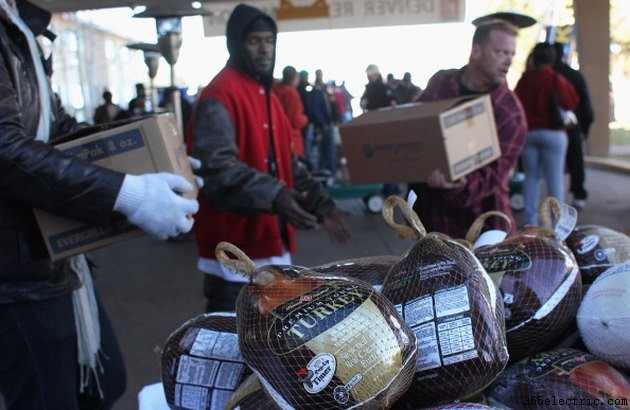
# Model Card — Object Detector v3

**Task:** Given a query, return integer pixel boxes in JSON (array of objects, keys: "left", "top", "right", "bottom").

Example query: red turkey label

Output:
[
  {"left": 573, "top": 234, "right": 600, "bottom": 255},
  {"left": 298, "top": 353, "right": 337, "bottom": 394},
  {"left": 268, "top": 284, "right": 372, "bottom": 354}
]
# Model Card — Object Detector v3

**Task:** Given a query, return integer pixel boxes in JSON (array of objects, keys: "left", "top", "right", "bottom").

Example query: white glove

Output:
[
  {"left": 188, "top": 156, "right": 204, "bottom": 189},
  {"left": 114, "top": 173, "right": 199, "bottom": 240}
]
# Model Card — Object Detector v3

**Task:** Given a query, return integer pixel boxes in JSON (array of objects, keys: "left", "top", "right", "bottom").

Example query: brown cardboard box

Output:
[
  {"left": 35, "top": 113, "right": 197, "bottom": 260},
  {"left": 339, "top": 95, "right": 500, "bottom": 184}
]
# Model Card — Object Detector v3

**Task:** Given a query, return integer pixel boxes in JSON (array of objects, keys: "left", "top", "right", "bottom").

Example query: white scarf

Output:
[
  {"left": 70, "top": 255, "right": 103, "bottom": 397},
  {"left": 0, "top": 1, "right": 103, "bottom": 397}
]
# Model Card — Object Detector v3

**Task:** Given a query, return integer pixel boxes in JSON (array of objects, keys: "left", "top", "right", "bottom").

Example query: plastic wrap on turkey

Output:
[
  {"left": 473, "top": 227, "right": 582, "bottom": 362},
  {"left": 310, "top": 255, "right": 400, "bottom": 291},
  {"left": 224, "top": 373, "right": 280, "bottom": 410},
  {"left": 565, "top": 224, "right": 630, "bottom": 284},
  {"left": 577, "top": 260, "right": 630, "bottom": 370},
  {"left": 424, "top": 403, "right": 504, "bottom": 409},
  {"left": 381, "top": 230, "right": 508, "bottom": 407},
  {"left": 486, "top": 348, "right": 630, "bottom": 409},
  {"left": 234, "top": 261, "right": 417, "bottom": 408},
  {"left": 161, "top": 312, "right": 249, "bottom": 410}
]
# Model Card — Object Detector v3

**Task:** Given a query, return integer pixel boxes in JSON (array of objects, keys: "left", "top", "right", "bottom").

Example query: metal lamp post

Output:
[
  {"left": 126, "top": 42, "right": 161, "bottom": 113},
  {"left": 133, "top": 4, "right": 209, "bottom": 135}
]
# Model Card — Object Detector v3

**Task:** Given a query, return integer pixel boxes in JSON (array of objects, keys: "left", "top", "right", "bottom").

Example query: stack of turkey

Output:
[{"left": 158, "top": 196, "right": 630, "bottom": 409}]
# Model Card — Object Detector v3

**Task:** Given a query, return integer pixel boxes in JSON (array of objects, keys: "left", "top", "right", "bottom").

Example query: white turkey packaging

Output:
[{"left": 577, "top": 260, "right": 630, "bottom": 370}]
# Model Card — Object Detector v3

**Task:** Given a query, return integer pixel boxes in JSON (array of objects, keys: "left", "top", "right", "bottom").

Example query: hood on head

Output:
[
  {"left": 17, "top": 0, "right": 52, "bottom": 37},
  {"left": 226, "top": 3, "right": 277, "bottom": 86}
]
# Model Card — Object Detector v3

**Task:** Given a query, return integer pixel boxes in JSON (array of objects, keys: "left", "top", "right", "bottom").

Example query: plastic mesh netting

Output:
[
  {"left": 161, "top": 312, "right": 250, "bottom": 410},
  {"left": 215, "top": 242, "right": 418, "bottom": 409},
  {"left": 486, "top": 348, "right": 630, "bottom": 409},
  {"left": 474, "top": 227, "right": 583, "bottom": 362},
  {"left": 565, "top": 224, "right": 630, "bottom": 284},
  {"left": 309, "top": 255, "right": 400, "bottom": 291},
  {"left": 380, "top": 196, "right": 509, "bottom": 408},
  {"left": 577, "top": 261, "right": 630, "bottom": 371}
]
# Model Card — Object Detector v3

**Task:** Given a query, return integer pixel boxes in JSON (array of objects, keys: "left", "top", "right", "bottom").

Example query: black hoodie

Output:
[{"left": 226, "top": 3, "right": 277, "bottom": 87}]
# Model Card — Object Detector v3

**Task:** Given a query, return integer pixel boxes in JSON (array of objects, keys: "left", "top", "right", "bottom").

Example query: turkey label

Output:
[
  {"left": 266, "top": 282, "right": 405, "bottom": 404},
  {"left": 269, "top": 284, "right": 370, "bottom": 353},
  {"left": 398, "top": 284, "right": 477, "bottom": 372}
]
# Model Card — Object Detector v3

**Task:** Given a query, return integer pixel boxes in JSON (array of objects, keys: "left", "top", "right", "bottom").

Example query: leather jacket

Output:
[{"left": 0, "top": 1, "right": 125, "bottom": 303}]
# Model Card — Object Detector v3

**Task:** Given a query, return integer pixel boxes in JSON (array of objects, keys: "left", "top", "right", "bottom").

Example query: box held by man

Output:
[
  {"left": 35, "top": 113, "right": 197, "bottom": 260},
  {"left": 339, "top": 95, "right": 500, "bottom": 184}
]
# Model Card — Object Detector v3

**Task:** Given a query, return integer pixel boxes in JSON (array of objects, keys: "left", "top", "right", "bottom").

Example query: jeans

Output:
[
  {"left": 521, "top": 129, "right": 568, "bottom": 226},
  {"left": 203, "top": 275, "right": 245, "bottom": 313},
  {"left": 0, "top": 293, "right": 126, "bottom": 409},
  {"left": 302, "top": 124, "right": 315, "bottom": 170},
  {"left": 565, "top": 125, "right": 588, "bottom": 200},
  {"left": 316, "top": 125, "right": 337, "bottom": 175}
]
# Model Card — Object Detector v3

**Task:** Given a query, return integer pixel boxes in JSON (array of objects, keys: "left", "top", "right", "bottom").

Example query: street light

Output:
[
  {"left": 133, "top": 3, "right": 210, "bottom": 135},
  {"left": 126, "top": 42, "right": 160, "bottom": 112}
]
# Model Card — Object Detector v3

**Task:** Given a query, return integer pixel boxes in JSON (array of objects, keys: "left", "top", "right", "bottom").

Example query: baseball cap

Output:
[{"left": 472, "top": 11, "right": 536, "bottom": 28}]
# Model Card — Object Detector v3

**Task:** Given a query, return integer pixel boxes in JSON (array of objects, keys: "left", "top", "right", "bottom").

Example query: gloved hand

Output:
[
  {"left": 114, "top": 173, "right": 199, "bottom": 240},
  {"left": 273, "top": 187, "right": 319, "bottom": 230},
  {"left": 322, "top": 207, "right": 352, "bottom": 243},
  {"left": 187, "top": 156, "right": 205, "bottom": 189}
]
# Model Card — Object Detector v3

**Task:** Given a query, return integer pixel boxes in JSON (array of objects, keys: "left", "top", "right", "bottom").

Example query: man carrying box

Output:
[
  {"left": 407, "top": 13, "right": 529, "bottom": 239},
  {"left": 0, "top": 1, "right": 199, "bottom": 408}
]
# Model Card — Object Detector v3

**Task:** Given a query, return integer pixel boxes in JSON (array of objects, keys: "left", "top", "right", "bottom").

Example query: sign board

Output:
[{"left": 201, "top": 0, "right": 465, "bottom": 37}]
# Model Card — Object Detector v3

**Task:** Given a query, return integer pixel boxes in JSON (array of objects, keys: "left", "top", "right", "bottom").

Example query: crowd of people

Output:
[{"left": 0, "top": 0, "right": 596, "bottom": 408}]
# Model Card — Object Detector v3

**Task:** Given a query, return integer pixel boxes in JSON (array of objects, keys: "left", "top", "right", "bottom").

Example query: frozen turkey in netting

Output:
[
  {"left": 470, "top": 200, "right": 582, "bottom": 362},
  {"left": 379, "top": 196, "right": 509, "bottom": 408},
  {"left": 577, "top": 260, "right": 630, "bottom": 370},
  {"left": 486, "top": 347, "right": 630, "bottom": 409},
  {"left": 161, "top": 312, "right": 250, "bottom": 410},
  {"left": 215, "top": 241, "right": 418, "bottom": 409}
]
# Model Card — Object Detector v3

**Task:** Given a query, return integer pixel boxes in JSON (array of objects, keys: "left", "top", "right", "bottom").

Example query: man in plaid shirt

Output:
[{"left": 408, "top": 17, "right": 527, "bottom": 239}]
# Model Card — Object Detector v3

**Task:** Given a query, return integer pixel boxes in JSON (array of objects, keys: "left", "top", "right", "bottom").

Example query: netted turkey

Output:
[
  {"left": 161, "top": 312, "right": 249, "bottom": 410},
  {"left": 469, "top": 199, "right": 583, "bottom": 362},
  {"left": 486, "top": 347, "right": 630, "bottom": 409},
  {"left": 577, "top": 260, "right": 630, "bottom": 371},
  {"left": 215, "top": 241, "right": 418, "bottom": 409},
  {"left": 310, "top": 255, "right": 400, "bottom": 292},
  {"left": 380, "top": 196, "right": 508, "bottom": 408},
  {"left": 224, "top": 373, "right": 279, "bottom": 410},
  {"left": 565, "top": 224, "right": 630, "bottom": 284}
]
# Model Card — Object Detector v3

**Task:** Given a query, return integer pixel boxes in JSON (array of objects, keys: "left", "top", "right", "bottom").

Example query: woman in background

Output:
[{"left": 515, "top": 42, "right": 579, "bottom": 226}]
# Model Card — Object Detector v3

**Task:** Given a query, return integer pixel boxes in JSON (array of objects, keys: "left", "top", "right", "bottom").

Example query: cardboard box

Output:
[
  {"left": 35, "top": 113, "right": 197, "bottom": 260},
  {"left": 339, "top": 95, "right": 501, "bottom": 184}
]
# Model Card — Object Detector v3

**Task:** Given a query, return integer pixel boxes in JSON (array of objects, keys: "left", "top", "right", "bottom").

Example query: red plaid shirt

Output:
[{"left": 409, "top": 68, "right": 527, "bottom": 239}]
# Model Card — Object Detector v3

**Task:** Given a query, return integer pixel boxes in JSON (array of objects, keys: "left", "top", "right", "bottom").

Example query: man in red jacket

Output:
[
  {"left": 186, "top": 3, "right": 351, "bottom": 312},
  {"left": 272, "top": 65, "right": 308, "bottom": 158}
]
